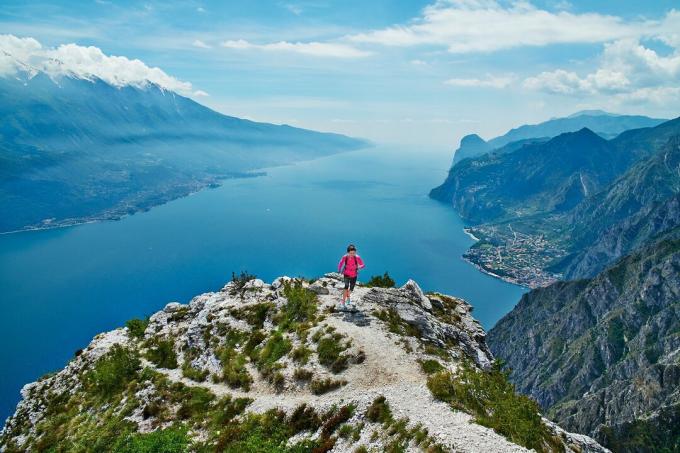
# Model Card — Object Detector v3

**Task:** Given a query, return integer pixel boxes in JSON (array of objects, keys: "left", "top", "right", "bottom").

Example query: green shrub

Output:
[
  {"left": 125, "top": 318, "right": 150, "bottom": 339},
  {"left": 244, "top": 329, "right": 266, "bottom": 357},
  {"left": 321, "top": 404, "right": 355, "bottom": 437},
  {"left": 255, "top": 331, "right": 292, "bottom": 376},
  {"left": 317, "top": 336, "right": 349, "bottom": 373},
  {"left": 310, "top": 378, "right": 347, "bottom": 395},
  {"left": 181, "top": 359, "right": 208, "bottom": 382},
  {"left": 230, "top": 303, "right": 273, "bottom": 329},
  {"left": 216, "top": 346, "right": 252, "bottom": 390},
  {"left": 365, "top": 396, "right": 393, "bottom": 424},
  {"left": 419, "top": 359, "right": 444, "bottom": 375},
  {"left": 373, "top": 308, "right": 421, "bottom": 337},
  {"left": 289, "top": 404, "right": 322, "bottom": 433},
  {"left": 278, "top": 280, "right": 318, "bottom": 330},
  {"left": 177, "top": 386, "right": 215, "bottom": 420},
  {"left": 146, "top": 338, "right": 178, "bottom": 369},
  {"left": 293, "top": 368, "right": 313, "bottom": 381},
  {"left": 113, "top": 426, "right": 190, "bottom": 453},
  {"left": 85, "top": 345, "right": 141, "bottom": 398},
  {"left": 230, "top": 271, "right": 257, "bottom": 295},
  {"left": 426, "top": 360, "right": 555, "bottom": 452},
  {"left": 291, "top": 345, "right": 312, "bottom": 364},
  {"left": 210, "top": 395, "right": 252, "bottom": 427},
  {"left": 367, "top": 272, "right": 396, "bottom": 288}
]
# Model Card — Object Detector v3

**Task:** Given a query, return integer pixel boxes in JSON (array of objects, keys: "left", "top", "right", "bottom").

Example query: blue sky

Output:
[{"left": 1, "top": 0, "right": 679, "bottom": 147}]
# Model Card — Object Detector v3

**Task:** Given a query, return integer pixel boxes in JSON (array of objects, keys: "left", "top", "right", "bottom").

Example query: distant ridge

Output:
[{"left": 450, "top": 111, "right": 667, "bottom": 166}]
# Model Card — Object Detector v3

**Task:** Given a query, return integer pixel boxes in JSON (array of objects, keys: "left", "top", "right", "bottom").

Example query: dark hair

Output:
[{"left": 347, "top": 244, "right": 356, "bottom": 252}]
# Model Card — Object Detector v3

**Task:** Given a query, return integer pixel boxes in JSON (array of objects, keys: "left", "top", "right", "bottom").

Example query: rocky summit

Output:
[{"left": 1, "top": 274, "right": 606, "bottom": 452}]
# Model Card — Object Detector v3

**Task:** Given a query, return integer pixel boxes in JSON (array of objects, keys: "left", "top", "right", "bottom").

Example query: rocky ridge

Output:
[{"left": 1, "top": 274, "right": 605, "bottom": 452}]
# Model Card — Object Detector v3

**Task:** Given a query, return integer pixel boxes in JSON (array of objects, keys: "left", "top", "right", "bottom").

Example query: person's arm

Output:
[
  {"left": 338, "top": 256, "right": 346, "bottom": 273},
  {"left": 357, "top": 256, "right": 365, "bottom": 269}
]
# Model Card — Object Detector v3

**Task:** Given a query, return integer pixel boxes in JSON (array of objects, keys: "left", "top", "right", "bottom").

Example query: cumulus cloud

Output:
[
  {"left": 0, "top": 34, "right": 205, "bottom": 96},
  {"left": 445, "top": 74, "right": 513, "bottom": 88},
  {"left": 524, "top": 38, "right": 680, "bottom": 102},
  {"left": 221, "top": 39, "right": 371, "bottom": 58},
  {"left": 348, "top": 0, "right": 645, "bottom": 53}
]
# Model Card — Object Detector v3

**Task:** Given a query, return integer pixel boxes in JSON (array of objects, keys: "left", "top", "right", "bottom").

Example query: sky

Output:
[{"left": 1, "top": 0, "right": 679, "bottom": 147}]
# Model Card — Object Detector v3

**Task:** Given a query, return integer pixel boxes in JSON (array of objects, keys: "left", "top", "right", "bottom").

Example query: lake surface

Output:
[{"left": 0, "top": 145, "right": 526, "bottom": 421}]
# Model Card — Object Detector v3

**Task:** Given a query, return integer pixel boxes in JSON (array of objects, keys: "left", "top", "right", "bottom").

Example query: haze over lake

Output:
[{"left": 0, "top": 145, "right": 526, "bottom": 420}]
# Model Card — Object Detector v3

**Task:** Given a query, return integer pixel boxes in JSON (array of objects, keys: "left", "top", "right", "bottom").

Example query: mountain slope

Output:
[
  {"left": 450, "top": 112, "right": 666, "bottom": 167},
  {"left": 554, "top": 137, "right": 680, "bottom": 278},
  {"left": 487, "top": 228, "right": 680, "bottom": 451},
  {"left": 433, "top": 128, "right": 628, "bottom": 225},
  {"left": 0, "top": 274, "right": 606, "bottom": 452},
  {"left": 0, "top": 72, "right": 366, "bottom": 233}
]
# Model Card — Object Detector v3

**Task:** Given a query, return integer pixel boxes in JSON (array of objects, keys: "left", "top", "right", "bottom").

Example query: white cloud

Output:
[
  {"left": 445, "top": 74, "right": 513, "bottom": 88},
  {"left": 524, "top": 38, "right": 680, "bottom": 102},
  {"left": 348, "top": 0, "right": 645, "bottom": 53},
  {"left": 221, "top": 39, "right": 371, "bottom": 58},
  {"left": 348, "top": 1, "right": 680, "bottom": 55},
  {"left": 192, "top": 39, "right": 211, "bottom": 49},
  {"left": 196, "top": 7, "right": 206, "bottom": 13},
  {"left": 0, "top": 34, "right": 206, "bottom": 96},
  {"left": 410, "top": 59, "right": 428, "bottom": 65},
  {"left": 193, "top": 90, "right": 209, "bottom": 97}
]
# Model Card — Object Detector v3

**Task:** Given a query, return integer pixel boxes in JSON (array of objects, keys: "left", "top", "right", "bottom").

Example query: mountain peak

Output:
[
  {"left": 567, "top": 109, "right": 618, "bottom": 118},
  {"left": 460, "top": 133, "right": 486, "bottom": 146},
  {"left": 0, "top": 273, "right": 606, "bottom": 452}
]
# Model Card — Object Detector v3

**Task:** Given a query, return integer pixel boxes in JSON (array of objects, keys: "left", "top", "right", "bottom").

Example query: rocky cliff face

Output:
[
  {"left": 1, "top": 274, "right": 605, "bottom": 452},
  {"left": 488, "top": 230, "right": 680, "bottom": 451}
]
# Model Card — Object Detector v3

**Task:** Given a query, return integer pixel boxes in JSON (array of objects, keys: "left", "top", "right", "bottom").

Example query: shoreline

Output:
[
  {"left": 0, "top": 171, "right": 271, "bottom": 236},
  {"left": 463, "top": 227, "right": 480, "bottom": 242},
  {"left": 461, "top": 256, "right": 532, "bottom": 289}
]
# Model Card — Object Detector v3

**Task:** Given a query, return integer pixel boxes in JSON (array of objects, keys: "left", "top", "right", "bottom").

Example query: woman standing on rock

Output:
[{"left": 338, "top": 244, "right": 365, "bottom": 308}]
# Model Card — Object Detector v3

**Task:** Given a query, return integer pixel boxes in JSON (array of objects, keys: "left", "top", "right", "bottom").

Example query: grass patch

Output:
[
  {"left": 216, "top": 346, "right": 252, "bottom": 391},
  {"left": 310, "top": 378, "right": 347, "bottom": 395},
  {"left": 145, "top": 338, "right": 178, "bottom": 369},
  {"left": 181, "top": 362, "right": 208, "bottom": 382},
  {"left": 113, "top": 426, "right": 190, "bottom": 453},
  {"left": 429, "top": 294, "right": 463, "bottom": 325},
  {"left": 85, "top": 345, "right": 141, "bottom": 398},
  {"left": 426, "top": 360, "right": 558, "bottom": 452},
  {"left": 125, "top": 318, "right": 150, "bottom": 339},
  {"left": 291, "top": 345, "right": 312, "bottom": 365},
  {"left": 293, "top": 368, "right": 314, "bottom": 382},
  {"left": 419, "top": 359, "right": 444, "bottom": 375},
  {"left": 230, "top": 303, "right": 274, "bottom": 329},
  {"left": 373, "top": 308, "right": 421, "bottom": 338},
  {"left": 276, "top": 280, "right": 318, "bottom": 330},
  {"left": 317, "top": 335, "right": 350, "bottom": 373}
]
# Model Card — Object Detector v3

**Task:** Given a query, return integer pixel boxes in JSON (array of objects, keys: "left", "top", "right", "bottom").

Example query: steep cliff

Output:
[{"left": 488, "top": 229, "right": 680, "bottom": 451}]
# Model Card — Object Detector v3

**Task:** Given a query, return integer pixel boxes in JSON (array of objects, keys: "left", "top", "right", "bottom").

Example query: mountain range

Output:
[
  {"left": 431, "top": 115, "right": 680, "bottom": 287},
  {"left": 450, "top": 111, "right": 667, "bottom": 167},
  {"left": 0, "top": 70, "right": 366, "bottom": 233}
]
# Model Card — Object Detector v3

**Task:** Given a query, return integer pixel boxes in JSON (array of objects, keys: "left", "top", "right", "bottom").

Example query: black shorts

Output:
[{"left": 343, "top": 275, "right": 357, "bottom": 290}]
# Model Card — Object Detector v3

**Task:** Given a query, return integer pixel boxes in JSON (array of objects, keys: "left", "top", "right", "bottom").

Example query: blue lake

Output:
[{"left": 0, "top": 145, "right": 526, "bottom": 421}]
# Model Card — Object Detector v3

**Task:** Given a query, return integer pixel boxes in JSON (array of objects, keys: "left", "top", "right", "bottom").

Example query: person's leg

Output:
[
  {"left": 348, "top": 277, "right": 357, "bottom": 303},
  {"left": 342, "top": 277, "right": 350, "bottom": 303}
]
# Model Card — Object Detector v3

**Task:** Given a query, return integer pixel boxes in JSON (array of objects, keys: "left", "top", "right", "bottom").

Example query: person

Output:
[{"left": 337, "top": 244, "right": 365, "bottom": 308}]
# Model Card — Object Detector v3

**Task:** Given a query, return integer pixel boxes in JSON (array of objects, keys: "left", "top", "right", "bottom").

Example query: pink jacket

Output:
[{"left": 338, "top": 254, "right": 364, "bottom": 278}]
